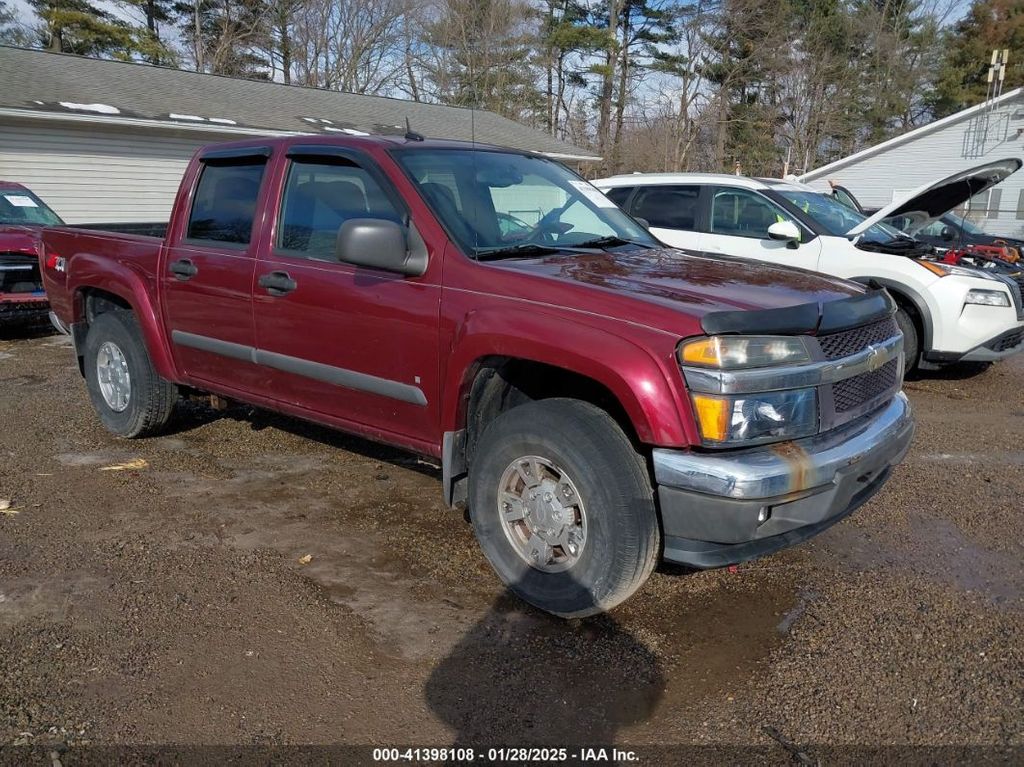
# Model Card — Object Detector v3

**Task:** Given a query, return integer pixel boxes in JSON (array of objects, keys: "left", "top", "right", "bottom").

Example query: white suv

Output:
[{"left": 593, "top": 162, "right": 1024, "bottom": 370}]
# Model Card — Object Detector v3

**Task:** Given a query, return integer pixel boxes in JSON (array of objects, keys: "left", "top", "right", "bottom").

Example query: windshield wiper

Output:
[
  {"left": 475, "top": 235, "right": 653, "bottom": 261},
  {"left": 570, "top": 235, "right": 654, "bottom": 250},
  {"left": 474, "top": 243, "right": 563, "bottom": 261}
]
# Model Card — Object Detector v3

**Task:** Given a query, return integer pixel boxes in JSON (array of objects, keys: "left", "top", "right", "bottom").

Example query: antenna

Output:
[
  {"left": 404, "top": 117, "right": 424, "bottom": 142},
  {"left": 986, "top": 49, "right": 1009, "bottom": 105}
]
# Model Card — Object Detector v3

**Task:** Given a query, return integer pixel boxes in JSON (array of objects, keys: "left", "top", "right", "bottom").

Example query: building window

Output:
[{"left": 987, "top": 189, "right": 1001, "bottom": 219}]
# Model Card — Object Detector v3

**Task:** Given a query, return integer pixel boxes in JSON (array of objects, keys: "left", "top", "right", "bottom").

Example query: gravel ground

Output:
[{"left": 0, "top": 327, "right": 1022, "bottom": 757}]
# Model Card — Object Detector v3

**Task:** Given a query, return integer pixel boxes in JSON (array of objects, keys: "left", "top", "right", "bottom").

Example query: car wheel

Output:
[
  {"left": 468, "top": 398, "right": 660, "bottom": 618},
  {"left": 83, "top": 311, "right": 178, "bottom": 438},
  {"left": 894, "top": 307, "right": 919, "bottom": 374}
]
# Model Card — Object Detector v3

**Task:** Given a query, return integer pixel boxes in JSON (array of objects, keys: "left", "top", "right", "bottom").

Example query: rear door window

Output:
[
  {"left": 186, "top": 161, "right": 267, "bottom": 246},
  {"left": 631, "top": 185, "right": 701, "bottom": 230}
]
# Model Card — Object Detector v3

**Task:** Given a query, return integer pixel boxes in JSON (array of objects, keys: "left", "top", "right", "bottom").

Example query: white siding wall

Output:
[
  {"left": 802, "top": 94, "right": 1024, "bottom": 238},
  {"left": 0, "top": 120, "right": 241, "bottom": 224}
]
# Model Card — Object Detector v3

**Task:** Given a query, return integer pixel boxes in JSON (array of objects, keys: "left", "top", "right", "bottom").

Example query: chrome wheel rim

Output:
[
  {"left": 96, "top": 341, "right": 131, "bottom": 412},
  {"left": 497, "top": 455, "right": 587, "bottom": 573}
]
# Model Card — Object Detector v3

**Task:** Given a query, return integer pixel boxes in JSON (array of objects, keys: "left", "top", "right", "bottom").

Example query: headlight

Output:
[
  {"left": 678, "top": 336, "right": 811, "bottom": 369},
  {"left": 691, "top": 388, "right": 818, "bottom": 446},
  {"left": 964, "top": 288, "right": 1011, "bottom": 307},
  {"left": 918, "top": 260, "right": 998, "bottom": 280}
]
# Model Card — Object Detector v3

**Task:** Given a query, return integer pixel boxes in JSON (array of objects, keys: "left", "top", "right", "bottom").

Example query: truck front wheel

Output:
[
  {"left": 468, "top": 398, "right": 660, "bottom": 618},
  {"left": 83, "top": 311, "right": 178, "bottom": 438}
]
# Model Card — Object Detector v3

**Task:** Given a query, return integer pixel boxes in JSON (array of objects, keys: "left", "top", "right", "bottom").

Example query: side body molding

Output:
[{"left": 171, "top": 330, "right": 428, "bottom": 406}]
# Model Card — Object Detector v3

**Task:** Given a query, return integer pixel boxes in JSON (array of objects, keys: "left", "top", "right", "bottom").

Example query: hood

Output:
[
  {"left": 849, "top": 158, "right": 1023, "bottom": 237},
  {"left": 495, "top": 247, "right": 862, "bottom": 327}
]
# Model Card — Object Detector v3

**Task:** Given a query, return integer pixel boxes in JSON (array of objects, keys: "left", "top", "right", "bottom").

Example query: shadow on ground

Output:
[{"left": 425, "top": 583, "right": 664, "bottom": 746}]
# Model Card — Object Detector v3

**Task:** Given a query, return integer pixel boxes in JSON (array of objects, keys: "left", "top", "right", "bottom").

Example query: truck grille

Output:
[
  {"left": 832, "top": 359, "right": 900, "bottom": 412},
  {"left": 818, "top": 317, "right": 900, "bottom": 360},
  {"left": 0, "top": 253, "right": 43, "bottom": 294}
]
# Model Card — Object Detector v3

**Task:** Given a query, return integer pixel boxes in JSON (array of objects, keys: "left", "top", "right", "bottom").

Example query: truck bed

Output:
[{"left": 40, "top": 225, "right": 166, "bottom": 324}]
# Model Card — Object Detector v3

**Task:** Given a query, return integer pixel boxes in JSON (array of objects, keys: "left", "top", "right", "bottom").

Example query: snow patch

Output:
[
  {"left": 323, "top": 126, "right": 370, "bottom": 136},
  {"left": 169, "top": 113, "right": 205, "bottom": 122},
  {"left": 59, "top": 102, "right": 120, "bottom": 115},
  {"left": 208, "top": 117, "right": 237, "bottom": 125}
]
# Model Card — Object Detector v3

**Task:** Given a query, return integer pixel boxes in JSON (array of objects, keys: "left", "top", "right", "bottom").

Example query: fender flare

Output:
[
  {"left": 850, "top": 276, "right": 933, "bottom": 351},
  {"left": 68, "top": 254, "right": 178, "bottom": 381},
  {"left": 443, "top": 307, "right": 692, "bottom": 447}
]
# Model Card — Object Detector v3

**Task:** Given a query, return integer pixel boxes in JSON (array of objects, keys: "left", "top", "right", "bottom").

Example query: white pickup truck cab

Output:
[{"left": 594, "top": 161, "right": 1024, "bottom": 370}]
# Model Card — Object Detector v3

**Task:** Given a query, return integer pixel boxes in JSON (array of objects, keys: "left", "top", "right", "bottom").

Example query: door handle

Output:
[
  {"left": 258, "top": 270, "right": 297, "bottom": 296},
  {"left": 169, "top": 258, "right": 198, "bottom": 281}
]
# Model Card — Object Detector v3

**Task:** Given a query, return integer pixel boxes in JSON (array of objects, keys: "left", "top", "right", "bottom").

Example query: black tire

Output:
[
  {"left": 83, "top": 310, "right": 178, "bottom": 438},
  {"left": 894, "top": 307, "right": 919, "bottom": 374},
  {"left": 468, "top": 398, "right": 660, "bottom": 618}
]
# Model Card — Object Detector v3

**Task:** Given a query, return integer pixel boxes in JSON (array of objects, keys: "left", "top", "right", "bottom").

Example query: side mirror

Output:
[
  {"left": 336, "top": 218, "right": 427, "bottom": 276},
  {"left": 767, "top": 220, "right": 801, "bottom": 244}
]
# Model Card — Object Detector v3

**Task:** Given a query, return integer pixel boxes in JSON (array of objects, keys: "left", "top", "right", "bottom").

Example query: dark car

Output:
[{"left": 0, "top": 182, "right": 64, "bottom": 324}]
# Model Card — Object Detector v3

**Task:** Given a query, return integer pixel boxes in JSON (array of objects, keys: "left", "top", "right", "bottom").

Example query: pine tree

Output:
[
  {"left": 30, "top": 0, "right": 175, "bottom": 60},
  {"left": 932, "top": 0, "right": 1024, "bottom": 116}
]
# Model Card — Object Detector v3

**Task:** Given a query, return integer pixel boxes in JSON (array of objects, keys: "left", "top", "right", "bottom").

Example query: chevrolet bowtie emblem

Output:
[{"left": 866, "top": 345, "right": 883, "bottom": 371}]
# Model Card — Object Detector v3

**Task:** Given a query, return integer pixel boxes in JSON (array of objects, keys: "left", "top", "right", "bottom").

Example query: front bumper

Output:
[
  {"left": 0, "top": 293, "right": 49, "bottom": 321},
  {"left": 923, "top": 324, "right": 1024, "bottom": 364},
  {"left": 653, "top": 393, "right": 914, "bottom": 568}
]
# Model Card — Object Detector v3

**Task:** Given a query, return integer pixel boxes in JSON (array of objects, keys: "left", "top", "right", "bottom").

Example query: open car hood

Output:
[{"left": 848, "top": 158, "right": 1023, "bottom": 237}]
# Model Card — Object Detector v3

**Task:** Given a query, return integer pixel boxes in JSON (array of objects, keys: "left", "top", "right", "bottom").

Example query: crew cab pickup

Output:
[{"left": 40, "top": 136, "right": 914, "bottom": 617}]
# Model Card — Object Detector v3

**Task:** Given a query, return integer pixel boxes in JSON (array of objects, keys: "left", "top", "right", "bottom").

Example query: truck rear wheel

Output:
[
  {"left": 468, "top": 398, "right": 659, "bottom": 618},
  {"left": 83, "top": 311, "right": 178, "bottom": 438}
]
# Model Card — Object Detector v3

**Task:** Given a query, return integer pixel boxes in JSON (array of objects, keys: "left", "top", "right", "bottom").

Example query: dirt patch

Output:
[{"left": 1, "top": 332, "right": 1022, "bottom": 749}]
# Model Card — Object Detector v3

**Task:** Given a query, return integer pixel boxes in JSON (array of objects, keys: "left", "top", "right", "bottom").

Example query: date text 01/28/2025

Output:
[{"left": 372, "top": 747, "right": 640, "bottom": 762}]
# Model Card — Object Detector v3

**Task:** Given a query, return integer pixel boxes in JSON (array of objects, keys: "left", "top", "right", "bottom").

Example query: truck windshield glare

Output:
[{"left": 393, "top": 149, "right": 653, "bottom": 257}]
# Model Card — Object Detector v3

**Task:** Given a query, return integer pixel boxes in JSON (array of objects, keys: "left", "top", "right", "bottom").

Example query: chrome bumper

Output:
[
  {"left": 653, "top": 392, "right": 913, "bottom": 500},
  {"left": 652, "top": 393, "right": 914, "bottom": 568}
]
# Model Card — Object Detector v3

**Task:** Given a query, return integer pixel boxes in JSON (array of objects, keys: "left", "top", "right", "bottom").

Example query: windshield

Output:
[
  {"left": 392, "top": 149, "right": 653, "bottom": 256},
  {"left": 0, "top": 188, "right": 64, "bottom": 226},
  {"left": 775, "top": 190, "right": 904, "bottom": 244}
]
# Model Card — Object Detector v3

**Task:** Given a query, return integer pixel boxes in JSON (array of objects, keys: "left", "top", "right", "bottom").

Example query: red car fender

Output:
[
  {"left": 66, "top": 252, "right": 178, "bottom": 381},
  {"left": 443, "top": 306, "right": 696, "bottom": 447}
]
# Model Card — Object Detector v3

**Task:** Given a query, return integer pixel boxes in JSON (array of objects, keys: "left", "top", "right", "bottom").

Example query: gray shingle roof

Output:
[{"left": 0, "top": 46, "right": 599, "bottom": 160}]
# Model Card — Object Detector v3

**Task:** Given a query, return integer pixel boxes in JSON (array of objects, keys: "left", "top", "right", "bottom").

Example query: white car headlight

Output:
[{"left": 964, "top": 289, "right": 1011, "bottom": 308}]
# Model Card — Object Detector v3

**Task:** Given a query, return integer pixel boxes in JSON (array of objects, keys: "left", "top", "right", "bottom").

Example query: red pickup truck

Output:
[
  {"left": 40, "top": 136, "right": 914, "bottom": 617},
  {"left": 1, "top": 182, "right": 64, "bottom": 324}
]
